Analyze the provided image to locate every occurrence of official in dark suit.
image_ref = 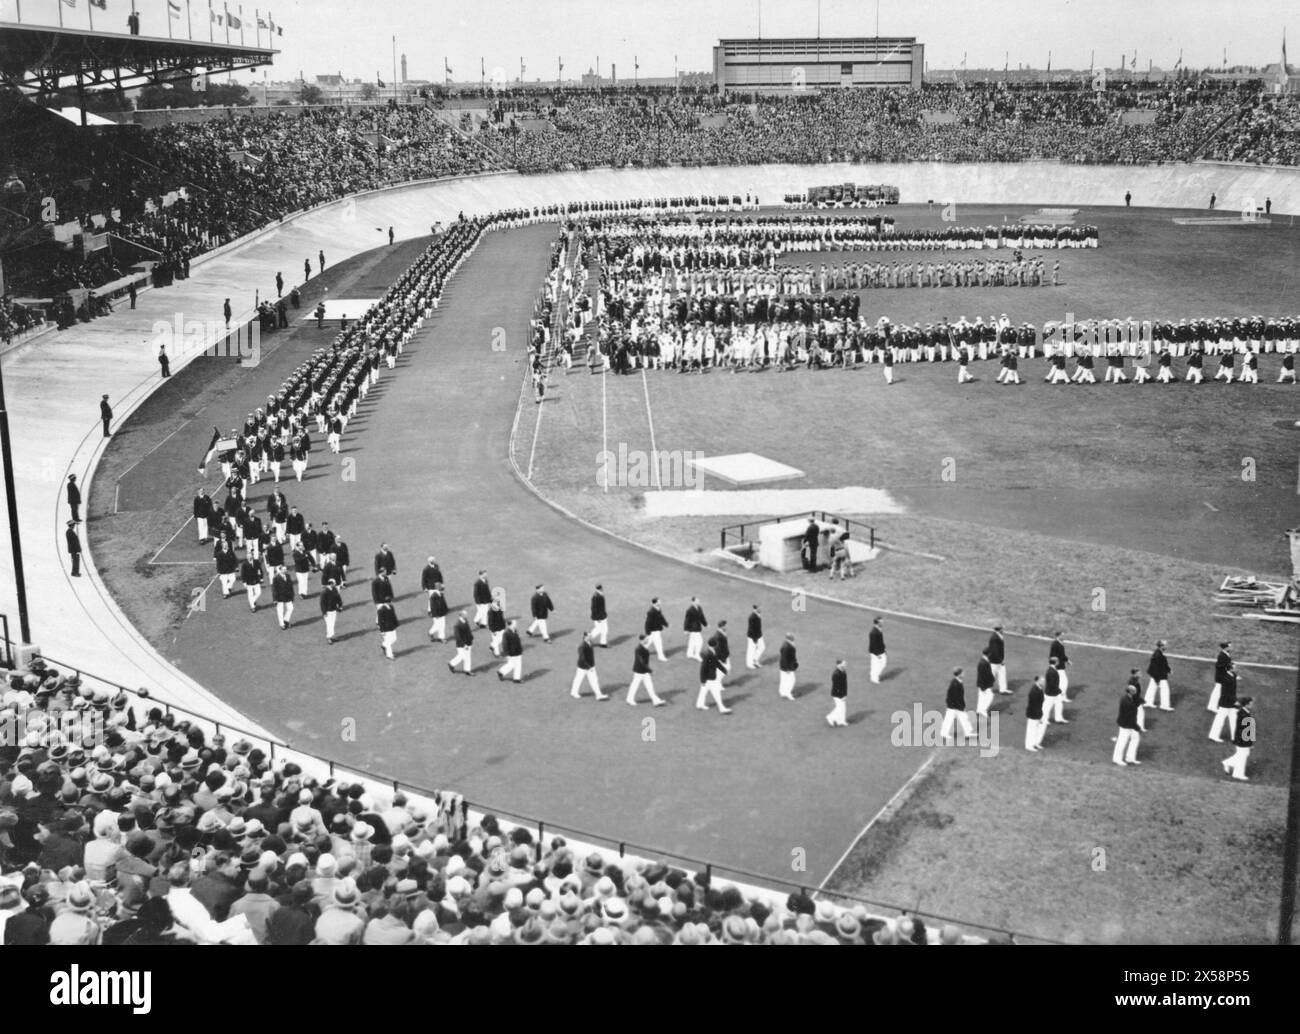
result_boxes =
[1209,664,1240,742]
[373,544,396,577]
[377,601,398,660]
[370,571,393,608]
[1049,632,1070,701]
[100,395,113,438]
[1208,642,1231,712]
[65,521,82,577]
[66,475,81,523]
[801,519,821,571]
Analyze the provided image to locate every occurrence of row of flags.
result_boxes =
[58,0,284,37]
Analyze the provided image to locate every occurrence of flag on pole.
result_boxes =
[169,0,182,17]
[90,0,107,9]
[258,17,268,28]
[61,0,76,7]
[1173,49,1182,69]
[1280,31,1289,88]
[228,11,241,28]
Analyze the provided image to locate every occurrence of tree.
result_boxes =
[298,84,325,106]
[204,83,254,107]
[359,83,377,101]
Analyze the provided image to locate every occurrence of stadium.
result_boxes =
[0,0,1298,966]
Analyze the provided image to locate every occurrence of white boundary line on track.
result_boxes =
[641,368,662,491]
[115,420,189,484]
[817,751,939,894]
[149,515,196,564]
[601,369,609,492]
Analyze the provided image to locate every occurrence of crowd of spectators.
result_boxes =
[2,77,1297,303]
[0,654,983,945]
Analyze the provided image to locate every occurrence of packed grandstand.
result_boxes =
[1,76,1299,314]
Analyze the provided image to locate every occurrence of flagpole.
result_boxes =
[88,0,95,33]
[224,2,229,44]
[391,35,397,101]
[187,0,192,40]
[239,4,245,45]
[57,0,63,29]
[208,0,213,42]
[167,2,173,39]
[254,7,260,47]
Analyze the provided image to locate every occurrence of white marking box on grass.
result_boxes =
[688,452,805,486]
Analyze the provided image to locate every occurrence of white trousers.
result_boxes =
[645,631,666,660]
[428,616,446,640]
[941,708,976,740]
[1044,694,1065,722]
[1225,746,1250,779]
[826,697,847,726]
[380,630,396,657]
[527,618,550,639]
[450,646,472,672]
[627,673,661,704]
[778,670,796,699]
[746,637,765,668]
[1024,718,1045,750]
[976,688,994,717]
[490,630,504,655]
[246,584,262,608]
[276,601,293,626]
[1113,728,1140,764]
[324,610,338,639]
[296,572,309,596]
[219,573,236,595]
[498,655,522,681]
[870,652,886,683]
[686,631,703,659]
[197,517,209,541]
[1144,678,1170,710]
[473,603,489,626]
[696,678,726,710]
[1209,706,1237,741]
[570,668,602,698]
[993,663,1007,693]
[590,619,608,645]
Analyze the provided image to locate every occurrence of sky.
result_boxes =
[4,0,1295,84]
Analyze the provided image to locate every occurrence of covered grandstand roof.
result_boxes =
[0,21,277,94]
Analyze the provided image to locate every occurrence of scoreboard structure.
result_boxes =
[713,37,924,94]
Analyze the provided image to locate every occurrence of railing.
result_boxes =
[0,632,1057,943]
[720,510,876,553]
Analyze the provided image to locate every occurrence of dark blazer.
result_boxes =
[530,591,554,619]
[945,677,966,711]
[779,641,798,672]
[590,592,607,621]
[473,578,493,605]
[986,633,1005,665]
[644,606,668,633]
[683,604,707,632]
[421,564,444,591]
[454,619,474,648]
[1025,684,1044,721]
[503,629,523,657]
[576,641,596,670]
[831,668,847,699]
[633,644,652,674]
[747,612,762,641]
[1147,648,1170,681]
[868,627,885,656]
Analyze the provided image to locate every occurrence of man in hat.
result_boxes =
[66,474,81,523]
[1144,639,1173,711]
[66,521,82,577]
[1209,662,1241,743]
[100,395,113,438]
